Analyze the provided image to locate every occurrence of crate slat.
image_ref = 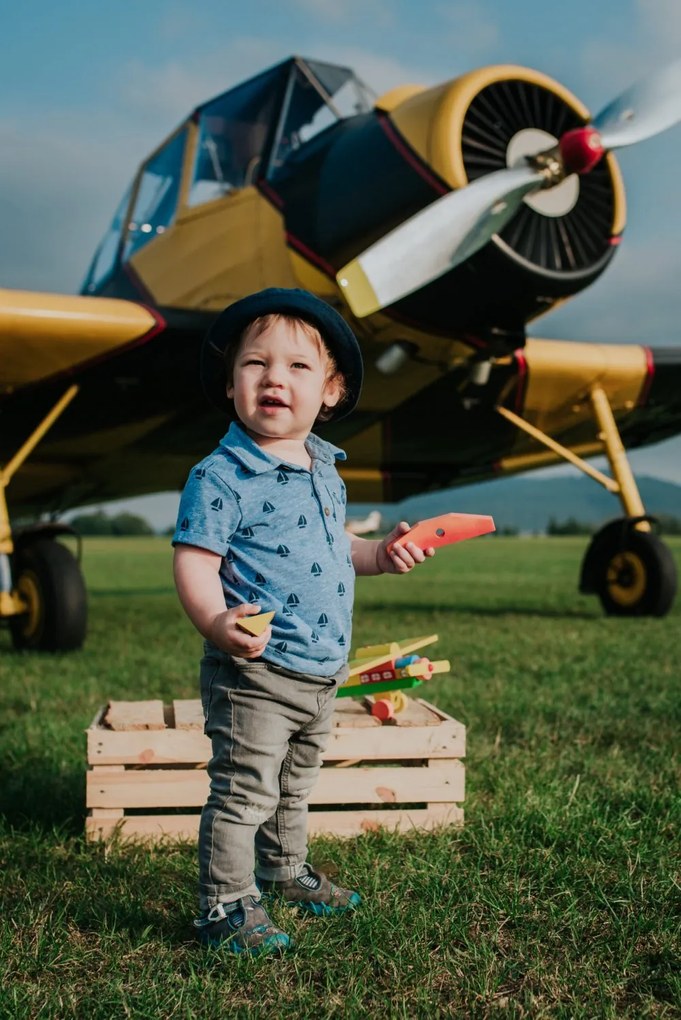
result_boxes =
[87,699,465,765]
[85,803,464,842]
[88,728,211,765]
[173,699,204,730]
[103,700,165,731]
[87,761,465,809]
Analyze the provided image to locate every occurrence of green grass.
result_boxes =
[1,536,679,1018]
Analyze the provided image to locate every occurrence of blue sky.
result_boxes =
[2,0,681,525]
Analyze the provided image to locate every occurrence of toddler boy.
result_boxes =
[173,288,433,955]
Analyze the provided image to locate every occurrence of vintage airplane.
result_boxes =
[2,55,681,652]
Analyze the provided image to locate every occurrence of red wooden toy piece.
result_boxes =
[388,512,495,552]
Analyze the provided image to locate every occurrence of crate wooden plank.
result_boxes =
[427,757,465,806]
[317,762,464,804]
[103,700,165,731]
[323,717,465,761]
[85,803,464,842]
[332,700,380,728]
[86,814,200,842]
[173,700,204,730]
[88,728,211,765]
[87,762,465,810]
[308,803,464,836]
[331,697,442,728]
[87,698,464,765]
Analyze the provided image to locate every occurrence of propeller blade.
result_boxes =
[337,165,542,317]
[592,58,681,149]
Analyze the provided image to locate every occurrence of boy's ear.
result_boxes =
[226,382,234,399]
[323,374,342,408]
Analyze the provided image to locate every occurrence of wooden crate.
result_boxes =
[86,696,465,842]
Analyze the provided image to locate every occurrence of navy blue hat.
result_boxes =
[201,288,363,421]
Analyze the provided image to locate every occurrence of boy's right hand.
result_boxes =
[209,603,272,658]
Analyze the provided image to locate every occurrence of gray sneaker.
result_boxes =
[258,863,361,917]
[193,895,292,955]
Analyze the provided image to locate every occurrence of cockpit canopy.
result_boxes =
[82,57,374,294]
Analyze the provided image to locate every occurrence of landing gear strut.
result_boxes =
[1,385,88,651]
[497,384,677,617]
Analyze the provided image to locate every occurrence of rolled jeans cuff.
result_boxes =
[205,880,261,911]
[255,860,308,883]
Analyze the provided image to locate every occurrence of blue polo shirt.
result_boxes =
[173,422,355,677]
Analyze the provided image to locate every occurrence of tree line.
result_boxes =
[69,510,155,536]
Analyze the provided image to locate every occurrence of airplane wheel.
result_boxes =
[592,530,677,617]
[10,539,87,651]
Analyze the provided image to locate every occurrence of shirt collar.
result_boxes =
[219,421,346,474]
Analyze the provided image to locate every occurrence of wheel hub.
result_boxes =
[15,570,42,638]
[606,551,646,607]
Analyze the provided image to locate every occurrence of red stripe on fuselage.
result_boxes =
[285,232,336,278]
[513,348,528,413]
[257,179,285,209]
[637,346,655,407]
[377,114,449,196]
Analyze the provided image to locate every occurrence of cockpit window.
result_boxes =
[268,61,374,176]
[81,184,132,293]
[123,127,187,259]
[189,67,284,206]
[188,58,375,205]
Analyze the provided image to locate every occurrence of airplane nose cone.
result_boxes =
[559,127,605,175]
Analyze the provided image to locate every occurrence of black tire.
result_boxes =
[591,529,677,617]
[10,539,87,651]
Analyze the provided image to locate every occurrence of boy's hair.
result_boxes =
[224,313,348,422]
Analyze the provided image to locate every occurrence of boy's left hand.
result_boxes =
[376,521,435,574]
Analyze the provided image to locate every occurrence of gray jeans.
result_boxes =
[198,645,347,911]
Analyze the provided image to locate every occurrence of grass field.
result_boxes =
[0,536,679,1018]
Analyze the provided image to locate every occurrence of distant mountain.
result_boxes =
[348,475,681,534]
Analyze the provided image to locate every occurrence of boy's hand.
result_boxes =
[209,603,272,658]
[376,521,435,574]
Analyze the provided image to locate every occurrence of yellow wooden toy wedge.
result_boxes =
[354,634,438,659]
[348,642,401,677]
[236,611,275,637]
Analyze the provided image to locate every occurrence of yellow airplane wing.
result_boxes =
[0,288,162,390]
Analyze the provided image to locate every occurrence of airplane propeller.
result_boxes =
[337,59,681,318]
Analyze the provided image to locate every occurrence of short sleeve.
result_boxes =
[172,465,242,555]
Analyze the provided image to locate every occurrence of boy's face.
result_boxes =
[226,318,341,445]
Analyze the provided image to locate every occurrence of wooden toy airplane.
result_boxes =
[234,620,449,717]
[337,633,450,718]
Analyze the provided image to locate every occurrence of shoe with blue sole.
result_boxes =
[193,895,292,955]
[258,863,361,917]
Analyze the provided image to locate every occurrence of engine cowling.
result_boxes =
[271,64,626,344]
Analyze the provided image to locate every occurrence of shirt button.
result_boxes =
[324,507,331,516]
